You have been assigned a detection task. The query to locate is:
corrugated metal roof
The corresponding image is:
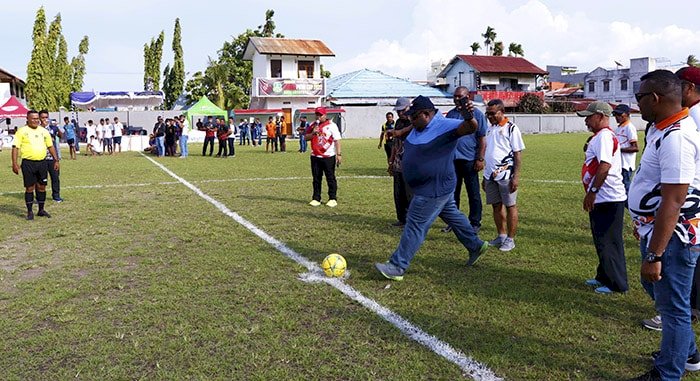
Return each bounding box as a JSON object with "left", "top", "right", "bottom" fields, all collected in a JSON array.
[
  {"left": 456, "top": 55, "right": 547, "bottom": 75},
  {"left": 247, "top": 37, "right": 334, "bottom": 57},
  {"left": 327, "top": 69, "right": 449, "bottom": 99}
]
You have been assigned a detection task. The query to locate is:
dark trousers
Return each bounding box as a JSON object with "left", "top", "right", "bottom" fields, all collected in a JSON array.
[
  {"left": 589, "top": 201, "right": 628, "bottom": 292},
  {"left": 228, "top": 138, "right": 235, "bottom": 156},
  {"left": 454, "top": 159, "right": 482, "bottom": 229},
  {"left": 383, "top": 141, "right": 393, "bottom": 162},
  {"left": 279, "top": 135, "right": 286, "bottom": 152},
  {"left": 311, "top": 156, "right": 337, "bottom": 201},
  {"left": 217, "top": 139, "right": 227, "bottom": 156},
  {"left": 203, "top": 137, "right": 215, "bottom": 156},
  {"left": 273, "top": 136, "right": 279, "bottom": 152},
  {"left": 47, "top": 160, "right": 60, "bottom": 200},
  {"left": 393, "top": 172, "right": 412, "bottom": 224}
]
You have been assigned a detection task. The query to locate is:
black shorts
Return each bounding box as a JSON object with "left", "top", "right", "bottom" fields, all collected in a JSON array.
[
  {"left": 67, "top": 138, "right": 75, "bottom": 145},
  {"left": 21, "top": 159, "right": 48, "bottom": 188},
  {"left": 113, "top": 136, "right": 122, "bottom": 145}
]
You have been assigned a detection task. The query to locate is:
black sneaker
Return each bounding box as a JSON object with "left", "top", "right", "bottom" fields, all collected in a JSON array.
[
  {"left": 650, "top": 350, "right": 700, "bottom": 371},
  {"left": 627, "top": 368, "right": 661, "bottom": 381},
  {"left": 37, "top": 210, "right": 51, "bottom": 218},
  {"left": 390, "top": 221, "right": 405, "bottom": 227},
  {"left": 26, "top": 211, "right": 34, "bottom": 220}
]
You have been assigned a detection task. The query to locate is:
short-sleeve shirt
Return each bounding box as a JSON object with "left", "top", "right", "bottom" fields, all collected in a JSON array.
[
  {"left": 307, "top": 120, "right": 341, "bottom": 158},
  {"left": 63, "top": 123, "right": 76, "bottom": 140},
  {"left": 13, "top": 125, "right": 53, "bottom": 160},
  {"left": 113, "top": 122, "right": 123, "bottom": 137},
  {"left": 484, "top": 118, "right": 525, "bottom": 181},
  {"left": 628, "top": 109, "right": 700, "bottom": 244},
  {"left": 581, "top": 128, "right": 626, "bottom": 203},
  {"left": 103, "top": 123, "right": 113, "bottom": 139},
  {"left": 402, "top": 114, "right": 463, "bottom": 197},
  {"left": 615, "top": 121, "right": 638, "bottom": 171},
  {"left": 446, "top": 107, "right": 488, "bottom": 161},
  {"left": 265, "top": 122, "right": 276, "bottom": 138},
  {"left": 382, "top": 121, "right": 395, "bottom": 143},
  {"left": 690, "top": 102, "right": 700, "bottom": 131}
]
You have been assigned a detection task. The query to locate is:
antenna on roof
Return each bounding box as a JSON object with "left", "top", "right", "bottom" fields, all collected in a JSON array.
[{"left": 614, "top": 61, "right": 623, "bottom": 68}]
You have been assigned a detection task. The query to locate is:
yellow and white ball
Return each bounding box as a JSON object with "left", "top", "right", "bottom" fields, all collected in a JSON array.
[{"left": 321, "top": 254, "right": 347, "bottom": 278}]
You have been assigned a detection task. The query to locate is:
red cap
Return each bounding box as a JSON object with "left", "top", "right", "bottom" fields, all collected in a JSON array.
[
  {"left": 678, "top": 66, "right": 700, "bottom": 86},
  {"left": 314, "top": 107, "right": 327, "bottom": 116}
]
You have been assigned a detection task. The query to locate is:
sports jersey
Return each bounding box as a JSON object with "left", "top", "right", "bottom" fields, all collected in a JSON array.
[
  {"left": 581, "top": 128, "right": 626, "bottom": 203},
  {"left": 13, "top": 125, "right": 53, "bottom": 160},
  {"left": 307, "top": 119, "right": 341, "bottom": 158},
  {"left": 615, "top": 121, "right": 638, "bottom": 171},
  {"left": 63, "top": 123, "right": 76, "bottom": 141},
  {"left": 113, "top": 122, "right": 123, "bottom": 137},
  {"left": 265, "top": 122, "right": 276, "bottom": 138},
  {"left": 382, "top": 121, "right": 395, "bottom": 142},
  {"left": 103, "top": 122, "right": 113, "bottom": 139},
  {"left": 628, "top": 108, "right": 700, "bottom": 244},
  {"left": 484, "top": 117, "right": 525, "bottom": 181}
]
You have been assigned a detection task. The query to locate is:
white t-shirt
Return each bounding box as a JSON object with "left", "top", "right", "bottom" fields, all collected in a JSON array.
[
  {"left": 484, "top": 118, "right": 525, "bottom": 181},
  {"left": 181, "top": 120, "right": 190, "bottom": 136},
  {"left": 582, "top": 128, "right": 626, "bottom": 204},
  {"left": 86, "top": 124, "right": 96, "bottom": 141},
  {"left": 96, "top": 124, "right": 103, "bottom": 139},
  {"left": 89, "top": 137, "right": 102, "bottom": 153},
  {"left": 113, "top": 122, "right": 123, "bottom": 137},
  {"left": 103, "top": 123, "right": 113, "bottom": 139},
  {"left": 628, "top": 110, "right": 700, "bottom": 244},
  {"left": 615, "top": 121, "right": 638, "bottom": 171},
  {"left": 690, "top": 102, "right": 700, "bottom": 131},
  {"left": 309, "top": 120, "right": 341, "bottom": 158}
]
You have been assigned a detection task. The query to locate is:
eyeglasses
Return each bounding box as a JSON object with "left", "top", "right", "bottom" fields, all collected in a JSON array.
[{"left": 634, "top": 92, "right": 655, "bottom": 102}]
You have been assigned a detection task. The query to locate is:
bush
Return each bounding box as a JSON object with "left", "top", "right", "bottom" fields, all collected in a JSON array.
[
  {"left": 517, "top": 93, "right": 547, "bottom": 113},
  {"left": 548, "top": 101, "right": 576, "bottom": 113}
]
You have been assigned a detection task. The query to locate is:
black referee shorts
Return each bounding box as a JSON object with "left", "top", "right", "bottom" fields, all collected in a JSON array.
[{"left": 21, "top": 159, "right": 48, "bottom": 188}]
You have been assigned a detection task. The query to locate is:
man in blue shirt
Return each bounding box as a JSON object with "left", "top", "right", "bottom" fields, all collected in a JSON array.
[
  {"left": 375, "top": 96, "right": 488, "bottom": 281},
  {"left": 443, "top": 86, "right": 487, "bottom": 233},
  {"left": 63, "top": 117, "right": 77, "bottom": 160}
]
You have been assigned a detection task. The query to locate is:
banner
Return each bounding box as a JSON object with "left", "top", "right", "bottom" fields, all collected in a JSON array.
[{"left": 257, "top": 78, "right": 325, "bottom": 97}]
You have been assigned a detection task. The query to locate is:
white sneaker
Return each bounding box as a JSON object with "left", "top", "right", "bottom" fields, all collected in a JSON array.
[
  {"left": 326, "top": 199, "right": 337, "bottom": 208},
  {"left": 309, "top": 200, "right": 322, "bottom": 207},
  {"left": 499, "top": 237, "right": 515, "bottom": 252}
]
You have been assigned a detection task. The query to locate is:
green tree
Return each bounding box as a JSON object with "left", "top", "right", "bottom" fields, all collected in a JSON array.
[
  {"left": 26, "top": 6, "right": 49, "bottom": 110},
  {"left": 687, "top": 54, "right": 700, "bottom": 68},
  {"left": 184, "top": 71, "right": 207, "bottom": 104},
  {"left": 493, "top": 41, "right": 504, "bottom": 56},
  {"left": 144, "top": 31, "right": 165, "bottom": 91},
  {"left": 482, "top": 26, "right": 496, "bottom": 56},
  {"left": 164, "top": 18, "right": 185, "bottom": 109},
  {"left": 70, "top": 36, "right": 90, "bottom": 93},
  {"left": 470, "top": 42, "right": 481, "bottom": 55},
  {"left": 517, "top": 93, "right": 547, "bottom": 113},
  {"left": 320, "top": 64, "right": 331, "bottom": 78},
  {"left": 508, "top": 43, "right": 524, "bottom": 57},
  {"left": 54, "top": 34, "right": 72, "bottom": 108}
]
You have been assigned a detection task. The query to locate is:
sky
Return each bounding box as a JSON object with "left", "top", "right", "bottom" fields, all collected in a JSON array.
[{"left": 3, "top": 0, "right": 700, "bottom": 92}]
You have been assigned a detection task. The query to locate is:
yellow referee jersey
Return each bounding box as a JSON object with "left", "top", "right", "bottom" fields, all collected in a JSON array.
[{"left": 13, "top": 126, "right": 53, "bottom": 160}]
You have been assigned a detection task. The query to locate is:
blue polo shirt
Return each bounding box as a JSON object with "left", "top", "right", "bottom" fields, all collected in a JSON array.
[
  {"left": 446, "top": 107, "right": 487, "bottom": 161},
  {"left": 402, "top": 113, "right": 463, "bottom": 197}
]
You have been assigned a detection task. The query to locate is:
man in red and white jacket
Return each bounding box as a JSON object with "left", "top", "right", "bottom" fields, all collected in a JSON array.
[
  {"left": 304, "top": 107, "right": 342, "bottom": 207},
  {"left": 578, "top": 101, "right": 628, "bottom": 295}
]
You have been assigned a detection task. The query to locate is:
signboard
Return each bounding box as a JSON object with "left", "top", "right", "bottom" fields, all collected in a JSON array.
[{"left": 257, "top": 78, "right": 325, "bottom": 97}]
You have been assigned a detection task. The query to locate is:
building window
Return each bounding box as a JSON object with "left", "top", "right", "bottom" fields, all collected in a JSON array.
[
  {"left": 603, "top": 80, "right": 610, "bottom": 92},
  {"left": 620, "top": 79, "right": 628, "bottom": 91},
  {"left": 588, "top": 81, "right": 595, "bottom": 92},
  {"left": 270, "top": 59, "right": 282, "bottom": 78},
  {"left": 298, "top": 60, "right": 314, "bottom": 79}
]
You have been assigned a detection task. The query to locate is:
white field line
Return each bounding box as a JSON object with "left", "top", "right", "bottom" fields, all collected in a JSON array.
[{"left": 140, "top": 153, "right": 502, "bottom": 381}]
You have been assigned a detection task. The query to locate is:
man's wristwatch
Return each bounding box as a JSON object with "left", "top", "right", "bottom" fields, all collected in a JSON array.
[
  {"left": 644, "top": 252, "right": 663, "bottom": 263},
  {"left": 589, "top": 186, "right": 599, "bottom": 194}
]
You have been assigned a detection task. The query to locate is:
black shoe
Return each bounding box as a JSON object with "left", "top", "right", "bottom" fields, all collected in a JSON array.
[
  {"left": 627, "top": 368, "right": 661, "bottom": 381},
  {"left": 391, "top": 221, "right": 405, "bottom": 227},
  {"left": 26, "top": 211, "right": 34, "bottom": 220},
  {"left": 650, "top": 350, "right": 700, "bottom": 371},
  {"left": 37, "top": 210, "right": 51, "bottom": 218}
]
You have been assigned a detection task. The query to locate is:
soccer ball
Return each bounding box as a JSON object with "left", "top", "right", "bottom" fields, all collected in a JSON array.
[{"left": 321, "top": 254, "right": 347, "bottom": 278}]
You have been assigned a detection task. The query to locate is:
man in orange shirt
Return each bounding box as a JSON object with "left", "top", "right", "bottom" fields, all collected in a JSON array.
[{"left": 265, "top": 116, "right": 276, "bottom": 153}]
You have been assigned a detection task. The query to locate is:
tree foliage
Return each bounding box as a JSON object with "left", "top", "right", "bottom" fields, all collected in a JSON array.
[
  {"left": 482, "top": 26, "right": 496, "bottom": 56},
  {"left": 70, "top": 36, "right": 90, "bottom": 94},
  {"left": 493, "top": 41, "right": 504, "bottom": 56},
  {"left": 688, "top": 55, "right": 700, "bottom": 68},
  {"left": 320, "top": 64, "right": 331, "bottom": 78},
  {"left": 164, "top": 18, "right": 185, "bottom": 109},
  {"left": 26, "top": 7, "right": 48, "bottom": 110},
  {"left": 517, "top": 93, "right": 547, "bottom": 113},
  {"left": 184, "top": 9, "right": 284, "bottom": 109},
  {"left": 508, "top": 43, "right": 524, "bottom": 57},
  {"left": 470, "top": 42, "right": 481, "bottom": 55},
  {"left": 143, "top": 31, "right": 165, "bottom": 91}
]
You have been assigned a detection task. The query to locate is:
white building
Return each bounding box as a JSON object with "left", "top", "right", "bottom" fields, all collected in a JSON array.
[{"left": 0, "top": 67, "right": 27, "bottom": 106}]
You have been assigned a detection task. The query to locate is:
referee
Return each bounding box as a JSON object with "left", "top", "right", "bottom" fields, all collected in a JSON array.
[{"left": 11, "top": 110, "right": 60, "bottom": 220}]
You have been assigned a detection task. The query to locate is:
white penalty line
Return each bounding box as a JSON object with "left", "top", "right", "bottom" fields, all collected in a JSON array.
[{"left": 139, "top": 153, "right": 502, "bottom": 381}]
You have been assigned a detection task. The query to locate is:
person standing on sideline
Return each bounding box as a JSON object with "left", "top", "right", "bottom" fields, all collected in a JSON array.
[
  {"left": 255, "top": 118, "right": 263, "bottom": 146},
  {"left": 677, "top": 66, "right": 700, "bottom": 327},
  {"left": 627, "top": 70, "right": 700, "bottom": 381},
  {"left": 62, "top": 117, "right": 77, "bottom": 160},
  {"left": 577, "top": 101, "right": 628, "bottom": 294},
  {"left": 216, "top": 118, "right": 229, "bottom": 157},
  {"left": 305, "top": 107, "right": 342, "bottom": 207},
  {"left": 443, "top": 86, "right": 488, "bottom": 234},
  {"left": 153, "top": 116, "right": 166, "bottom": 157},
  {"left": 483, "top": 99, "right": 525, "bottom": 252},
  {"left": 227, "top": 118, "right": 237, "bottom": 157},
  {"left": 112, "top": 117, "right": 124, "bottom": 154},
  {"left": 375, "top": 96, "right": 488, "bottom": 281},
  {"left": 278, "top": 115, "right": 288, "bottom": 152},
  {"left": 202, "top": 116, "right": 216, "bottom": 156},
  {"left": 238, "top": 118, "right": 247, "bottom": 146},
  {"left": 41, "top": 112, "right": 63, "bottom": 203},
  {"left": 265, "top": 116, "right": 276, "bottom": 153},
  {"left": 297, "top": 115, "right": 308, "bottom": 153},
  {"left": 387, "top": 97, "right": 413, "bottom": 227},
  {"left": 179, "top": 115, "right": 190, "bottom": 158},
  {"left": 378, "top": 112, "right": 395, "bottom": 163},
  {"left": 612, "top": 104, "right": 638, "bottom": 195},
  {"left": 103, "top": 117, "right": 113, "bottom": 154},
  {"left": 12, "top": 110, "right": 60, "bottom": 219}
]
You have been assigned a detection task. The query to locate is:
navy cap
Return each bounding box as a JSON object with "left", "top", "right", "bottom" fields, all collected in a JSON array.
[
  {"left": 612, "top": 104, "right": 631, "bottom": 115},
  {"left": 405, "top": 95, "right": 438, "bottom": 116}
]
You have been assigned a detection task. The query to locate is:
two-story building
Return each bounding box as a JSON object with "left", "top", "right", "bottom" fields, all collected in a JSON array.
[
  {"left": 243, "top": 37, "right": 335, "bottom": 135},
  {"left": 0, "top": 67, "right": 27, "bottom": 106},
  {"left": 436, "top": 55, "right": 547, "bottom": 107}
]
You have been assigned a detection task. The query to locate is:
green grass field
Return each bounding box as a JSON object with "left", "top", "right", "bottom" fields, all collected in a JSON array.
[{"left": 1, "top": 134, "right": 700, "bottom": 380}]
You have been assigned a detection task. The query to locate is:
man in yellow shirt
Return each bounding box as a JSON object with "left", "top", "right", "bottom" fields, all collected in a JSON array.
[{"left": 11, "top": 110, "right": 60, "bottom": 220}]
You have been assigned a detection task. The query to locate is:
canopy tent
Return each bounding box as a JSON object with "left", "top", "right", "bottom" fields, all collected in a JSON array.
[
  {"left": 0, "top": 96, "right": 29, "bottom": 119},
  {"left": 70, "top": 91, "right": 164, "bottom": 110},
  {"left": 184, "top": 96, "right": 228, "bottom": 120}
]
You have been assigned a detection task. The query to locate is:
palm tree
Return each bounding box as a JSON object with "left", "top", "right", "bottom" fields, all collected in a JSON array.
[
  {"left": 493, "top": 41, "right": 504, "bottom": 56},
  {"left": 470, "top": 42, "right": 481, "bottom": 55},
  {"left": 508, "top": 43, "right": 525, "bottom": 57},
  {"left": 482, "top": 26, "right": 496, "bottom": 56},
  {"left": 688, "top": 54, "right": 700, "bottom": 68}
]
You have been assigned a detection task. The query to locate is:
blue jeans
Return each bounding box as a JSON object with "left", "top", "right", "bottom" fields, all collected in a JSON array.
[
  {"left": 299, "top": 136, "right": 307, "bottom": 152},
  {"left": 641, "top": 235, "right": 700, "bottom": 379},
  {"left": 156, "top": 136, "right": 165, "bottom": 157},
  {"left": 389, "top": 193, "right": 483, "bottom": 271},
  {"left": 621, "top": 169, "right": 632, "bottom": 195},
  {"left": 179, "top": 135, "right": 189, "bottom": 157}
]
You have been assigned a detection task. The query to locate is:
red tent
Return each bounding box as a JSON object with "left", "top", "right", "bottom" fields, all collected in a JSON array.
[{"left": 0, "top": 96, "right": 29, "bottom": 119}]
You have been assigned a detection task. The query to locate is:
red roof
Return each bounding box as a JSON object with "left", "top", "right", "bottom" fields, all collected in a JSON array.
[{"left": 456, "top": 55, "right": 547, "bottom": 75}]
